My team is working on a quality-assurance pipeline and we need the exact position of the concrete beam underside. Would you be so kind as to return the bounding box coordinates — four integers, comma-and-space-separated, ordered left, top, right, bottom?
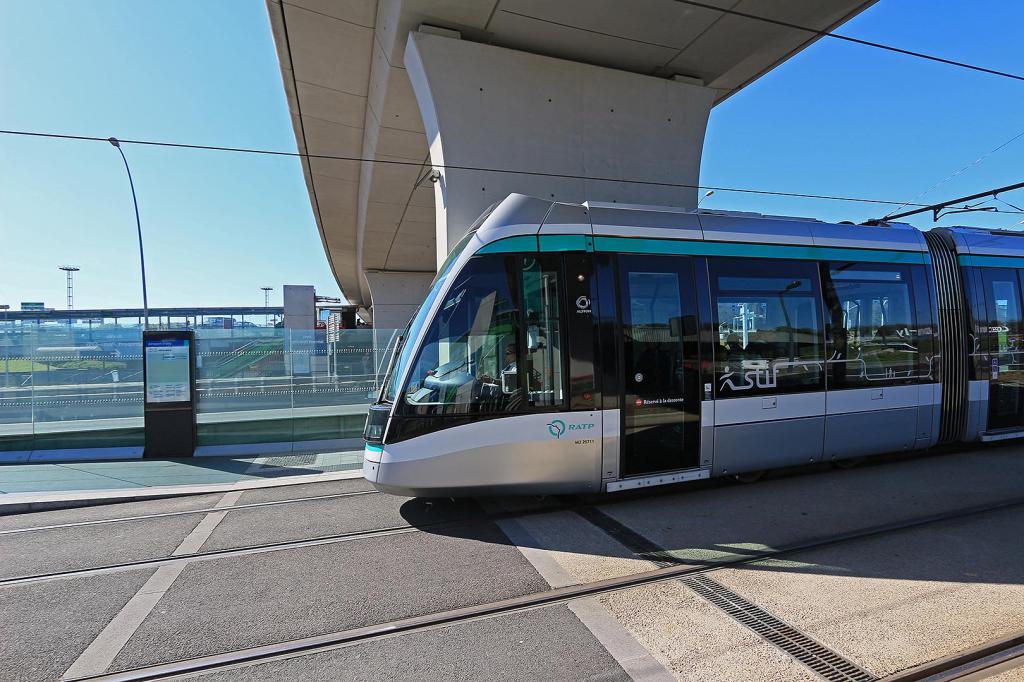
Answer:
266, 0, 879, 318
405, 30, 716, 266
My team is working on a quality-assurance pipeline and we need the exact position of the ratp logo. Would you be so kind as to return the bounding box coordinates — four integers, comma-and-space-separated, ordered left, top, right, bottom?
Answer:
547, 419, 566, 439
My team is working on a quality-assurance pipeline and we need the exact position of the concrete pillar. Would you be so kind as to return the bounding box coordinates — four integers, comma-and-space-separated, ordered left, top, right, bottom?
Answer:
283, 285, 316, 330
283, 285, 315, 375
405, 29, 716, 267
364, 270, 434, 330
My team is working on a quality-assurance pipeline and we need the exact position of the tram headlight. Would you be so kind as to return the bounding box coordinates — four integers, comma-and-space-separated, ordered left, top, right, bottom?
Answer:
363, 404, 390, 442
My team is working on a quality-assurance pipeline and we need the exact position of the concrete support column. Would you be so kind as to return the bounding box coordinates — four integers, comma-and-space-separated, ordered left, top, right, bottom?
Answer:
364, 270, 434, 330
283, 284, 315, 376
283, 285, 316, 331
405, 29, 717, 267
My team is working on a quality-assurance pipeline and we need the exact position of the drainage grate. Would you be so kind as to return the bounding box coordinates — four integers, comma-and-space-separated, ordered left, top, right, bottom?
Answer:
682, 574, 876, 682
574, 506, 875, 682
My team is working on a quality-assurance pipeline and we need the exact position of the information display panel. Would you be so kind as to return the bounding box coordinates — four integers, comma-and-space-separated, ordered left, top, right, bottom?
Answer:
144, 337, 192, 404
143, 330, 196, 457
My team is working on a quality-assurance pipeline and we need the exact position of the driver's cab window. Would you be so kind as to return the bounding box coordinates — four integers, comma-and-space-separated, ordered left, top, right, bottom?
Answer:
403, 255, 523, 415
401, 253, 566, 416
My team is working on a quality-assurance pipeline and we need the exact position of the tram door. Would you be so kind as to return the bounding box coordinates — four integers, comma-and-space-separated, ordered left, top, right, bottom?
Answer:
618, 255, 701, 476
981, 268, 1024, 430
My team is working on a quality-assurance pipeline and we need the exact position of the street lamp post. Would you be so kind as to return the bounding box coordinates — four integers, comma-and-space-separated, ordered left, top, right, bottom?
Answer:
108, 138, 149, 329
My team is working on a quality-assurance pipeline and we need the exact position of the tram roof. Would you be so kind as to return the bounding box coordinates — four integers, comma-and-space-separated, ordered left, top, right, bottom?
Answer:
474, 193, 931, 256
944, 225, 1024, 260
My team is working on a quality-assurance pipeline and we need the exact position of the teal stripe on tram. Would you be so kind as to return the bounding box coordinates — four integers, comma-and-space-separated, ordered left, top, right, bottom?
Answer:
538, 234, 594, 252
477, 235, 539, 254
477, 233, 929, 264
958, 254, 1024, 268
592, 236, 928, 264
364, 443, 383, 453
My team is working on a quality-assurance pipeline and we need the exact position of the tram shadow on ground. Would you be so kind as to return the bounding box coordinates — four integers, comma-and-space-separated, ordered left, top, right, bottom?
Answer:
398, 446, 1024, 588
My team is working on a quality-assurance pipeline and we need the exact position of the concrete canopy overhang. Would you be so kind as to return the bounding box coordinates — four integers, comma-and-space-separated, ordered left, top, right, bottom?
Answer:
266, 0, 877, 321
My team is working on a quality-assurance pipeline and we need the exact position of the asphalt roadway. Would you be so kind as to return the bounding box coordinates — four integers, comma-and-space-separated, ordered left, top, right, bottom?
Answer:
2, 446, 1024, 681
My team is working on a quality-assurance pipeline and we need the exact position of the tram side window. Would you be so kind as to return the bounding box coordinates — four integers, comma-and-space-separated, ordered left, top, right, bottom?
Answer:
980, 268, 1024, 430
402, 255, 523, 415
710, 258, 824, 398
520, 256, 565, 408
823, 262, 920, 387
982, 269, 1024, 358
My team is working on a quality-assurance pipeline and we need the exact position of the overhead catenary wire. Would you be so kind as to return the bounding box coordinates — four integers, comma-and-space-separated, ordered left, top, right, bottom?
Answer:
669, 1, 1024, 223
883, 128, 1024, 218
4, 8, 1023, 223
672, 0, 1024, 83
2, 128, 1023, 218
994, 195, 1024, 213
874, 180, 1024, 222
0, 127, 1013, 215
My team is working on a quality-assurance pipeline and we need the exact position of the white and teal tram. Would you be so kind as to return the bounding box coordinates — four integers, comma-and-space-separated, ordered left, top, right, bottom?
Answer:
362, 193, 1024, 496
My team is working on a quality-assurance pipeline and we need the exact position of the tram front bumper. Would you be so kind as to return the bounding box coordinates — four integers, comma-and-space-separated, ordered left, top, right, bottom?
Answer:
362, 444, 422, 496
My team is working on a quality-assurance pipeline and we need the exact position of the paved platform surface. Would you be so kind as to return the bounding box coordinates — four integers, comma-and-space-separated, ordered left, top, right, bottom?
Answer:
1, 445, 1023, 681
0, 449, 363, 513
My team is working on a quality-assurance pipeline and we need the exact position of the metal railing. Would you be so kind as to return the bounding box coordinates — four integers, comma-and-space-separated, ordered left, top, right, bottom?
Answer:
0, 325, 399, 450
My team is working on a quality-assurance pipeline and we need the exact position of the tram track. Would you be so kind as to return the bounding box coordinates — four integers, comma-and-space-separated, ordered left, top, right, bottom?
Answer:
0, 445, 952, 539
880, 631, 1024, 681
0, 474, 726, 587
0, 488, 379, 536
65, 494, 1024, 682
0, 496, 574, 588
1, 520, 422, 588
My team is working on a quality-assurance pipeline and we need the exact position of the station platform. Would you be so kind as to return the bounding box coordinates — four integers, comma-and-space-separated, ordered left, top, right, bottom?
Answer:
0, 448, 364, 514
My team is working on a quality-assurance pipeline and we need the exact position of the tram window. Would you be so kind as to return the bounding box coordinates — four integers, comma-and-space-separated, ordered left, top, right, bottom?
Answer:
520, 256, 565, 407
980, 269, 1024, 429
624, 270, 686, 398
982, 271, 1024, 357
709, 258, 824, 397
823, 262, 920, 387
401, 255, 524, 415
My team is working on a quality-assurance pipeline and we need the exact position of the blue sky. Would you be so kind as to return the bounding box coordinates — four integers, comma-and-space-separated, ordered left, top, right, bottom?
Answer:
0, 1, 323, 310
702, 0, 1023, 223
1, 1, 1022, 310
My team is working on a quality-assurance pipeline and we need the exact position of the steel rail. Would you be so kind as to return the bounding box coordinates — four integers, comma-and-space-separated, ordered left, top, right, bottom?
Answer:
0, 489, 379, 536
0, 448, 999, 587
68, 496, 1024, 682
0, 498, 577, 588
879, 632, 1024, 681
0, 522, 425, 588
0, 473, 726, 586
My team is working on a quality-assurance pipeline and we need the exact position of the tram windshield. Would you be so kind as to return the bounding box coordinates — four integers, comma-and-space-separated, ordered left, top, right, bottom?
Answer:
381, 231, 476, 403
392, 253, 564, 415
